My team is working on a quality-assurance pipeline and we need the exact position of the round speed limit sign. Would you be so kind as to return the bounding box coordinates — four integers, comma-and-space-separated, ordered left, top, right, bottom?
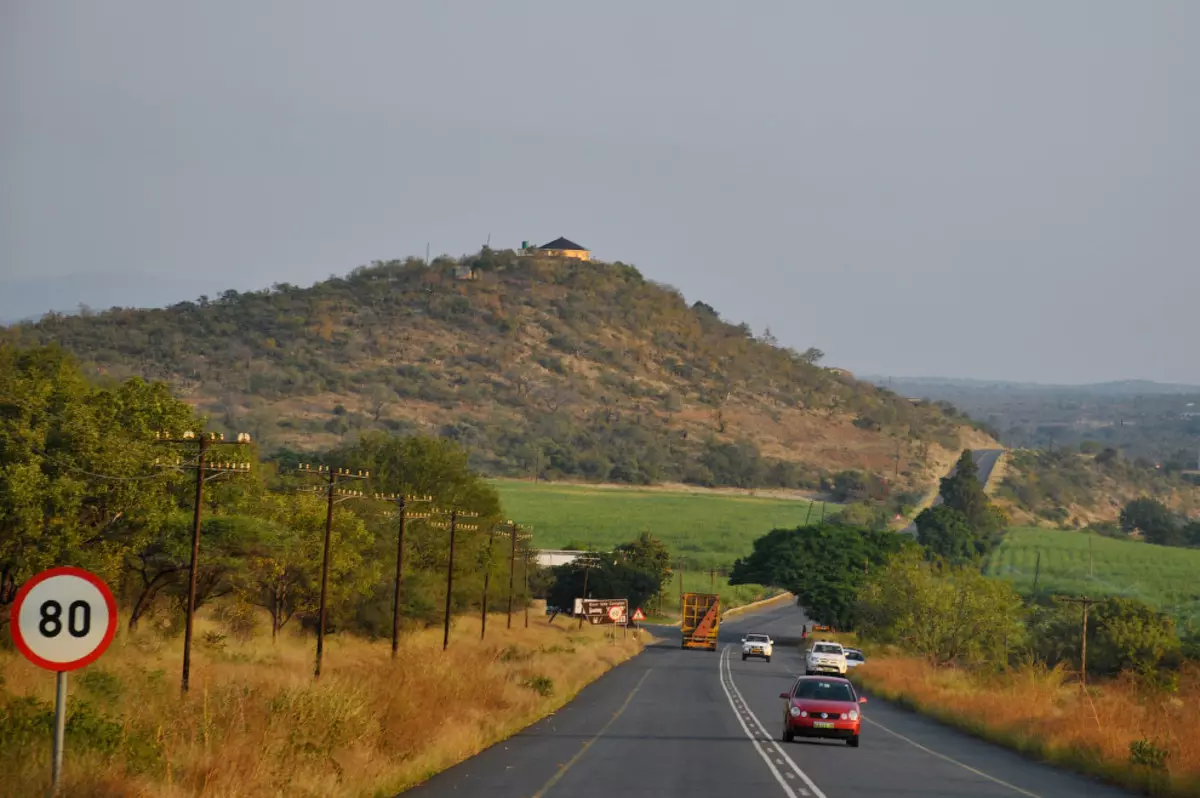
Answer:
11, 567, 118, 672
608, 605, 623, 622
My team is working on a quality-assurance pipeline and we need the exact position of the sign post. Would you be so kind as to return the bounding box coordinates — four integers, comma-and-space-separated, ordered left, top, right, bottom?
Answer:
632, 607, 645, 638
10, 567, 118, 795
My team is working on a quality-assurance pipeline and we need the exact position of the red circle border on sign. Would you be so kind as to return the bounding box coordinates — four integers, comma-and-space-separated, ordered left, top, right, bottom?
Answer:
10, 566, 119, 672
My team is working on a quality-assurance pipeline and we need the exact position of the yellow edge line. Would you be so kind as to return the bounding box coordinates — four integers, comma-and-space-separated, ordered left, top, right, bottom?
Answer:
529, 667, 654, 798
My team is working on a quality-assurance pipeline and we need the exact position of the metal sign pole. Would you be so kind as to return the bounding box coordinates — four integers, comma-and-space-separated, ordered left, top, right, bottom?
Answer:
51, 671, 67, 794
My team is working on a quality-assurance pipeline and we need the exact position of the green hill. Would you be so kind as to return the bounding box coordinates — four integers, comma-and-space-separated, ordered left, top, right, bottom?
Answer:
4, 249, 993, 494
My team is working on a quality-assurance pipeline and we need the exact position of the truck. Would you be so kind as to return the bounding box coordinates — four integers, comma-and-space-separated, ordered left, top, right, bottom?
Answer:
680, 592, 720, 651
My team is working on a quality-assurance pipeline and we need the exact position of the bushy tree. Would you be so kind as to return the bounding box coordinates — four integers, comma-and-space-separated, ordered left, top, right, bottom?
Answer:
915, 506, 979, 564
614, 531, 671, 591
856, 548, 1025, 666
1119, 498, 1180, 546
546, 554, 660, 614
1028, 595, 1180, 677
729, 523, 912, 629
0, 344, 198, 627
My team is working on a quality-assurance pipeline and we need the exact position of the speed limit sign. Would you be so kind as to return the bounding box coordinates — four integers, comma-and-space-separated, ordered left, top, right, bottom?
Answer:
11, 566, 118, 792
12, 566, 118, 671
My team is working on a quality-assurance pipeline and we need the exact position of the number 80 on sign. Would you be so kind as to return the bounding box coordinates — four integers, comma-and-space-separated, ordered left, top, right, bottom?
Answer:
11, 567, 118, 671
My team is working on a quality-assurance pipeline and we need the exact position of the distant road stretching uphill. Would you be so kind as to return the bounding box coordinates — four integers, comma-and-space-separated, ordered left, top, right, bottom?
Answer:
901, 447, 1004, 534
932, 448, 1004, 507
402, 600, 1132, 797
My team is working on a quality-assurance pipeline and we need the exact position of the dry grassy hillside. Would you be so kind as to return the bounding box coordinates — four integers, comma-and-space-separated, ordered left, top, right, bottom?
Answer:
993, 448, 1200, 526
5, 250, 996, 494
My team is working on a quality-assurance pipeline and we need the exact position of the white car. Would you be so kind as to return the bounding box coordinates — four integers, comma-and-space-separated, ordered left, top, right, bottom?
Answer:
741, 633, 774, 662
805, 641, 848, 676
844, 648, 866, 669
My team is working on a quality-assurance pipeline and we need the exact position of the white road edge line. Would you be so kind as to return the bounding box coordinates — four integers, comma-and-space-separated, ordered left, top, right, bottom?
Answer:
862, 717, 1045, 798
724, 643, 830, 796
717, 646, 800, 798
715, 643, 830, 796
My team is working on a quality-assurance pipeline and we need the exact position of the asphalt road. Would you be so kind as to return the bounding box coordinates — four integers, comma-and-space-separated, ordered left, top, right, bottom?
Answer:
930, 448, 1004, 508
401, 601, 1133, 797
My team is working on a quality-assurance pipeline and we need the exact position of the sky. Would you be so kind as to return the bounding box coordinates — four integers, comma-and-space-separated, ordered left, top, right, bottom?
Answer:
3, 1, 1198, 384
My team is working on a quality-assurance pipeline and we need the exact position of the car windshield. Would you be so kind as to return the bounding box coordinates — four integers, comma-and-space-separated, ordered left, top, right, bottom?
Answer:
746, 635, 768, 642
813, 644, 842, 654
794, 680, 855, 702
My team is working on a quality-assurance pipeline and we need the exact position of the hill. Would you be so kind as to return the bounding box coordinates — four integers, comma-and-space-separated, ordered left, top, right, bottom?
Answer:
992, 448, 1198, 526
3, 249, 995, 493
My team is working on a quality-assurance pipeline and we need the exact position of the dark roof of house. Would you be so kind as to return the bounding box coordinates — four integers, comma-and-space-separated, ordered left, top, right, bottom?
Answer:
539, 237, 588, 251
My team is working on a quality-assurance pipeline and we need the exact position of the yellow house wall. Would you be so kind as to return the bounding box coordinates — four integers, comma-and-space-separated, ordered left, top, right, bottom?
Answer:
540, 249, 591, 261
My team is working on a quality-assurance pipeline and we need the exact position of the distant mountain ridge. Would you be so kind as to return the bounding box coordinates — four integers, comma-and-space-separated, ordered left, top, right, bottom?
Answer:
864, 375, 1200, 397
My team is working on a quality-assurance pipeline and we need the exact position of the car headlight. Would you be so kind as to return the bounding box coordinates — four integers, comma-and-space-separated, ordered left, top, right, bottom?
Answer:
789, 706, 802, 717
849, 710, 859, 721
839, 713, 848, 720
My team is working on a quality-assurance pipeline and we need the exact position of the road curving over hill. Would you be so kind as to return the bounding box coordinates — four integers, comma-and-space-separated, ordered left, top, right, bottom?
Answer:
401, 600, 1132, 798
901, 447, 1005, 533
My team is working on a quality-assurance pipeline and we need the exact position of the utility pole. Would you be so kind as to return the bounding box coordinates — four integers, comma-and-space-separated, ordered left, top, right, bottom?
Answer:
895, 438, 902, 479
154, 430, 253, 694
1032, 550, 1042, 593
1055, 596, 1098, 687
480, 523, 497, 640
376, 493, 433, 658
523, 546, 531, 628
295, 463, 371, 678
575, 554, 601, 629
505, 521, 532, 629
429, 508, 480, 650
709, 568, 716, 591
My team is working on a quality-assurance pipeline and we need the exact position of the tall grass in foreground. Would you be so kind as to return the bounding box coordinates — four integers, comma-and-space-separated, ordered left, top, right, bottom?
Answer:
852, 654, 1200, 797
0, 606, 642, 798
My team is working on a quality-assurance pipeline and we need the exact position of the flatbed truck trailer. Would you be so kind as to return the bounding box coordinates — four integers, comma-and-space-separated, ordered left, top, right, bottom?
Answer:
681, 592, 720, 651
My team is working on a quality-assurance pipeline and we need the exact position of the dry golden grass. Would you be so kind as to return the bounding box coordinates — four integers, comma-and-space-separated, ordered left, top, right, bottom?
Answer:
0, 605, 643, 798
852, 653, 1200, 797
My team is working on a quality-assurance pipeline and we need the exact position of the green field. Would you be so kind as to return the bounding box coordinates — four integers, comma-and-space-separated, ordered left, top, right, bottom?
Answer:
493, 480, 829, 613
985, 527, 1200, 628
493, 480, 827, 568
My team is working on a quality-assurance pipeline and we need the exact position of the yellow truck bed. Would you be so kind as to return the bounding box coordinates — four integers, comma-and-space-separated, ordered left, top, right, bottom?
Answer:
681, 592, 720, 651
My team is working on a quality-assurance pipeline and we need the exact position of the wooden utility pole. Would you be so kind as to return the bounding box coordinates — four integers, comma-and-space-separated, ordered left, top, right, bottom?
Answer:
1055, 596, 1098, 686
575, 554, 601, 629
429, 509, 480, 650
294, 464, 370, 679
377, 493, 432, 658
505, 521, 532, 629
154, 430, 253, 694
1032, 550, 1042, 593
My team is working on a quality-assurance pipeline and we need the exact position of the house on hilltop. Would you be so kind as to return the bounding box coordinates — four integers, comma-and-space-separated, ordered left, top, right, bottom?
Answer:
534, 237, 591, 261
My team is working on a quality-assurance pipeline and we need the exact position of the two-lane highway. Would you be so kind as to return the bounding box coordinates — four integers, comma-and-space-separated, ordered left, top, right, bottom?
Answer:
402, 601, 1134, 797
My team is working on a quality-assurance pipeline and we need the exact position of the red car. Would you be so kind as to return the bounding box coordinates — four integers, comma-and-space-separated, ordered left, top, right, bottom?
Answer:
779, 675, 867, 747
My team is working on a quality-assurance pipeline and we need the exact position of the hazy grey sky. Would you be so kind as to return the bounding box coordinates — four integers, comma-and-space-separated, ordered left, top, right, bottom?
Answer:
3, 1, 1198, 383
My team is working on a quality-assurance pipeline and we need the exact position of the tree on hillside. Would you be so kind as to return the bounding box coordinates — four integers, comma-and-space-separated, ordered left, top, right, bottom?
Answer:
729, 523, 913, 629
1119, 497, 1181, 546
856, 548, 1024, 666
